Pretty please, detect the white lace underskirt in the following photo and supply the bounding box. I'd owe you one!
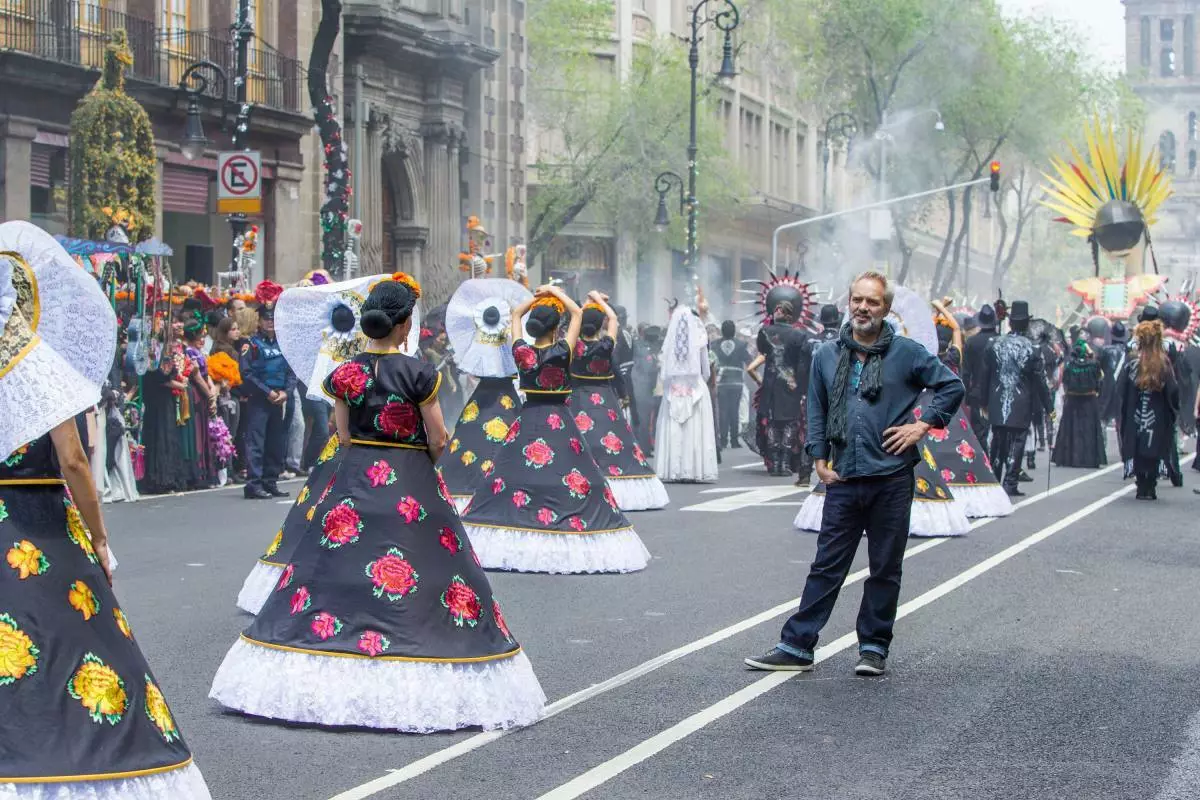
[608,476,670,511]
[235,560,283,615]
[464,524,651,574]
[208,639,545,733]
[0,763,211,800]
[947,483,1013,518]
[792,494,971,537]
[452,495,471,514]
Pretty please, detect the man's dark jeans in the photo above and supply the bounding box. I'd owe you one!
[779,469,915,659]
[717,384,742,447]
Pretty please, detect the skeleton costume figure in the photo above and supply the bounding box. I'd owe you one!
[655,304,719,482]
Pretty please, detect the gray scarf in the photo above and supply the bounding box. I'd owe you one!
[827,322,895,447]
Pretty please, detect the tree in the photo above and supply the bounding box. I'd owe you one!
[309,0,351,275]
[68,30,156,243]
[526,0,745,264]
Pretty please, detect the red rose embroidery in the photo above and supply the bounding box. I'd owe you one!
[563,468,591,498]
[437,472,454,505]
[590,392,604,406]
[574,412,594,433]
[277,563,295,591]
[569,437,583,455]
[966,471,978,485]
[941,468,954,482]
[367,460,395,487]
[607,409,618,422]
[358,630,390,657]
[575,340,586,357]
[912,406,924,420]
[959,416,969,431]
[537,365,566,389]
[955,440,976,461]
[511,490,531,508]
[396,496,427,524]
[601,431,623,455]
[982,453,992,470]
[587,359,611,375]
[366,548,418,601]
[492,477,507,495]
[439,527,462,554]
[536,507,558,525]
[567,516,586,531]
[310,612,343,641]
[928,427,949,442]
[493,600,512,640]
[547,413,565,430]
[331,362,371,403]
[523,438,555,468]
[504,420,522,443]
[318,476,336,504]
[633,444,647,464]
[290,586,311,615]
[441,576,481,627]
[608,465,623,477]
[321,501,363,549]
[603,485,618,509]
[513,345,537,371]
[376,400,418,439]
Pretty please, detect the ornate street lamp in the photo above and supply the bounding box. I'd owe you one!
[654,170,685,231]
[819,112,858,212]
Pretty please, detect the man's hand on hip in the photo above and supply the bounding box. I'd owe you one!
[882,421,931,455]
[814,459,841,485]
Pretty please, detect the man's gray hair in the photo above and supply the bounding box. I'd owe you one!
[849,270,895,307]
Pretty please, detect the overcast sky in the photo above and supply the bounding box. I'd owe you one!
[998,0,1127,70]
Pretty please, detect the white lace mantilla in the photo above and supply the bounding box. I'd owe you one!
[464,524,651,574]
[209,639,546,733]
[0,763,212,800]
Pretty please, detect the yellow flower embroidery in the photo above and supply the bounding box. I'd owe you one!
[482,417,509,442]
[461,401,479,423]
[915,477,930,494]
[0,613,38,685]
[64,499,97,565]
[317,435,340,464]
[264,529,284,558]
[6,540,49,579]
[499,395,515,410]
[461,451,477,466]
[296,485,311,505]
[113,608,133,640]
[449,438,460,454]
[144,676,180,742]
[69,580,100,621]
[68,653,127,725]
[480,460,494,475]
[922,445,937,471]
[306,507,316,521]
[935,487,948,500]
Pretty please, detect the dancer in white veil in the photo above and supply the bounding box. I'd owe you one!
[655,302,719,482]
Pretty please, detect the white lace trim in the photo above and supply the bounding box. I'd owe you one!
[608,476,670,511]
[464,524,650,574]
[0,763,212,800]
[793,494,971,537]
[0,256,15,329]
[209,639,545,733]
[946,483,1013,518]
[453,495,471,514]
[235,560,283,615]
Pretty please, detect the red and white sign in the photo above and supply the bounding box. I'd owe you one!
[217,151,262,214]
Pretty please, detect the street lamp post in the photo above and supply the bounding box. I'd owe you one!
[177,0,255,277]
[819,112,858,212]
[654,171,685,231]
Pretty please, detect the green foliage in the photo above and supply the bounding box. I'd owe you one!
[526,0,746,260]
[68,29,157,243]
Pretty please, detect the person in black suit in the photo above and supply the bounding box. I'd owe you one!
[962,304,999,450]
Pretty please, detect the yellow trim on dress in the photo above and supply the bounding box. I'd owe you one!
[465,521,636,535]
[0,478,65,486]
[350,438,427,450]
[523,389,570,395]
[419,372,443,406]
[257,558,285,568]
[239,634,522,664]
[0,756,194,785]
[605,473,656,480]
[570,374,613,381]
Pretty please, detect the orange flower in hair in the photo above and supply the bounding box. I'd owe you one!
[389,271,422,300]
[532,295,566,314]
[582,302,605,314]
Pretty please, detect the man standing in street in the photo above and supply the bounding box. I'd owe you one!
[240,302,295,500]
[745,271,964,676]
[962,303,999,449]
[714,320,750,450]
[980,300,1052,497]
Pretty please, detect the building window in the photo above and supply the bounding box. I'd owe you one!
[1160,131,1177,172]
[162,0,188,38]
[1163,18,1175,41]
[1163,47,1177,76]
[1186,16,1195,75]
[1141,17,1152,66]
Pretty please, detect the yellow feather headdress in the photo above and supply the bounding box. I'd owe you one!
[1041,116,1173,241]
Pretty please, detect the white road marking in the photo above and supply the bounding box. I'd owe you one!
[534,480,1138,800]
[732,461,766,470]
[681,486,806,512]
[699,487,762,494]
[327,460,1126,800]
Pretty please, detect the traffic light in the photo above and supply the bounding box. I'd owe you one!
[989,161,1001,192]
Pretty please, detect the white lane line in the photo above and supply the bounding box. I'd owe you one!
[681,486,806,512]
[327,460,1125,800]
[535,480,1138,800]
[699,487,765,494]
[732,461,765,471]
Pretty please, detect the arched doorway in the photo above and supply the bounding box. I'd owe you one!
[381,151,425,275]
[382,170,396,274]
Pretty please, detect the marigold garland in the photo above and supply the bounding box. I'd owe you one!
[388,271,422,300]
[532,295,566,314]
[208,351,242,388]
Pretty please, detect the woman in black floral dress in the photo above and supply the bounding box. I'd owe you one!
[209,275,545,732]
[461,285,650,573]
[567,292,668,511]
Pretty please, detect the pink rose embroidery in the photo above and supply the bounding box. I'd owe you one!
[537,365,566,389]
[511,490,531,508]
[277,563,295,591]
[310,611,343,641]
[562,469,591,499]
[330,362,371,404]
[536,507,558,525]
[570,437,583,455]
[437,472,454,505]
[603,485,618,509]
[367,460,396,487]
[567,516,586,531]
[574,412,594,433]
[608,465,624,477]
[927,427,949,442]
[941,468,954,482]
[375,399,419,440]
[955,440,976,461]
[290,586,311,615]
[441,576,482,627]
[587,359,611,375]
[396,496,427,524]
[366,548,419,601]
[600,431,624,455]
[575,340,586,358]
[912,406,924,420]
[513,345,537,371]
[439,527,462,554]
[504,420,522,443]
[607,409,619,422]
[357,630,391,657]
[966,471,978,485]
[523,438,555,468]
[492,477,507,495]
[633,444,647,464]
[590,392,604,406]
[493,600,512,641]
[321,500,363,549]
[959,416,969,431]
[547,413,565,430]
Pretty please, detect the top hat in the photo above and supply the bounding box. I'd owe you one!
[1138,305,1160,323]
[977,304,997,327]
[818,304,841,327]
[1110,320,1127,342]
[1008,301,1031,323]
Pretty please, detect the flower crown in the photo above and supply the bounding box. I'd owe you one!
[388,271,422,300]
[532,295,565,314]
[582,302,605,314]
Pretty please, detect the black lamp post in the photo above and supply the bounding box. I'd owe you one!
[654,171,685,231]
[177,0,255,276]
[819,112,858,212]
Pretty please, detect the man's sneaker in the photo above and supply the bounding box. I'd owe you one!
[854,652,886,676]
[744,647,813,672]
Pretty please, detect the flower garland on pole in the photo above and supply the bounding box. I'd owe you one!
[309,0,352,276]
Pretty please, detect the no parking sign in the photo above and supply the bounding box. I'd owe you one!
[217,151,262,215]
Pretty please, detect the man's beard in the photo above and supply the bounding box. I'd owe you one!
[850,315,883,335]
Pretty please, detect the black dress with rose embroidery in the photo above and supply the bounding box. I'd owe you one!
[438,377,523,510]
[0,435,198,784]
[566,337,658,484]
[210,352,545,733]
[460,340,649,574]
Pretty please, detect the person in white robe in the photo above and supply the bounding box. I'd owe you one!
[655,303,719,482]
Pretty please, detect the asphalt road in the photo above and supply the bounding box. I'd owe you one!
[100,445,1200,800]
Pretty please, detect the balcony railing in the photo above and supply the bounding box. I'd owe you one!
[0,0,304,114]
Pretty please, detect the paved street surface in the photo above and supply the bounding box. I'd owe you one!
[104,446,1200,800]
